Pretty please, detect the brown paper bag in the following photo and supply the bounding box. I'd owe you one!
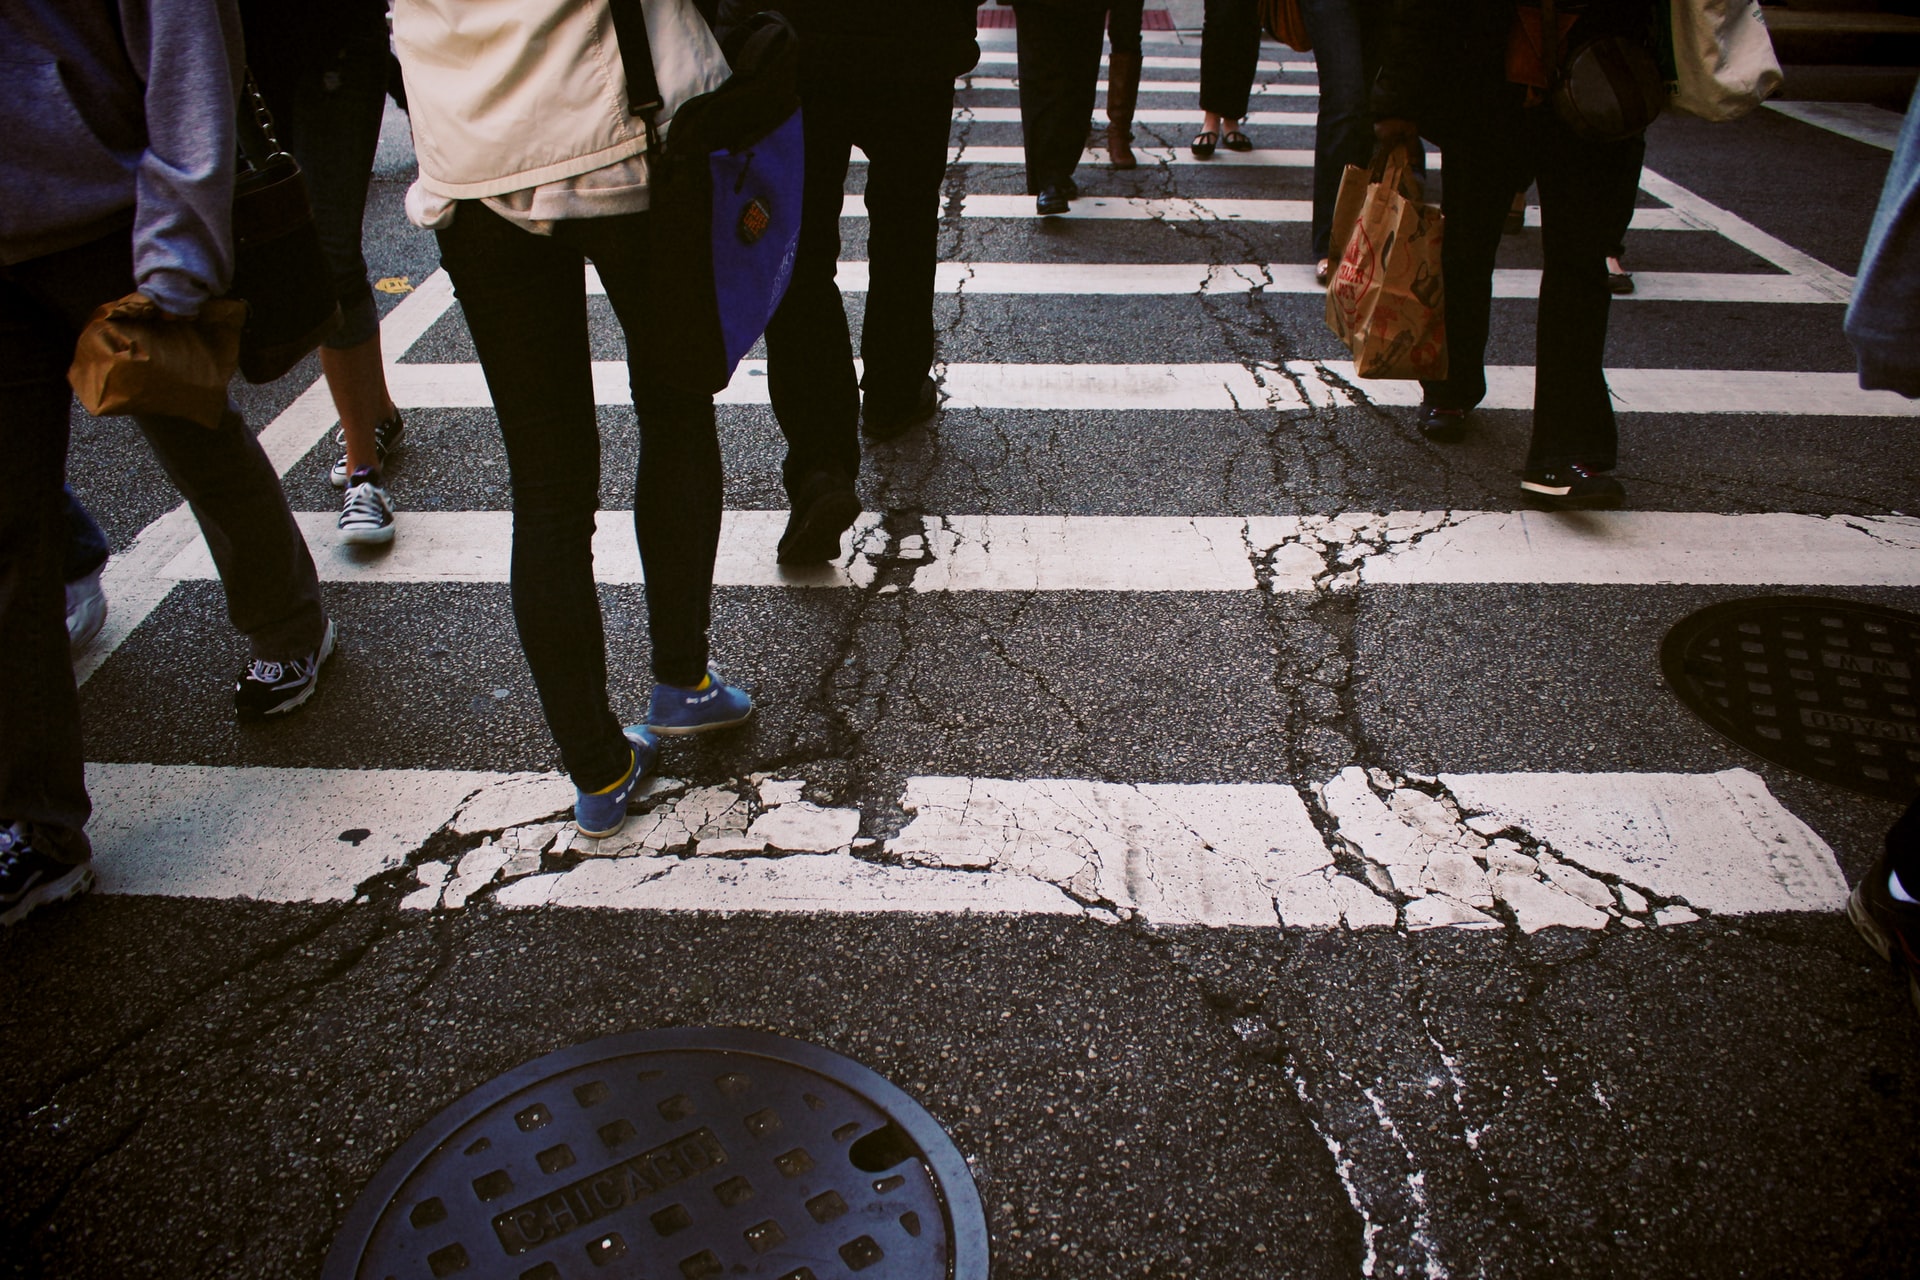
[67,292,247,429]
[1323,151,1447,381]
[1326,164,1371,280]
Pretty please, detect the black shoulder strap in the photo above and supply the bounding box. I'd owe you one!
[606,0,665,121]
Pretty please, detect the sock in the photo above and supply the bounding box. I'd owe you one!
[1891,869,1919,905]
[585,748,634,795]
[691,673,712,691]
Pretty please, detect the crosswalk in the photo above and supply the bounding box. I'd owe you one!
[75,27,1917,942]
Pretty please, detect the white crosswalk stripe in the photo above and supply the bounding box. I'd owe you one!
[79,55,1919,939]
[81,763,1848,928]
[380,359,1915,417]
[162,511,1920,592]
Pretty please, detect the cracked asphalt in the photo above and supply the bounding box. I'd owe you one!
[11,29,1920,1280]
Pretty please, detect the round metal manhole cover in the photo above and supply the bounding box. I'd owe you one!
[323,1030,988,1280]
[1661,596,1920,802]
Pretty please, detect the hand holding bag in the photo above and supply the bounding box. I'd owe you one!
[610,0,805,396]
[68,292,248,429]
[1324,148,1448,381]
[1668,0,1782,122]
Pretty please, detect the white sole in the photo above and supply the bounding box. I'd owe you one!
[1,862,96,927]
[339,522,396,546]
[648,710,753,737]
[260,620,338,717]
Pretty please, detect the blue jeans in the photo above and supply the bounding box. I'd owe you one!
[0,232,327,865]
[434,204,723,793]
[62,487,108,583]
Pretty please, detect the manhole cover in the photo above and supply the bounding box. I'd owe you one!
[323,1030,988,1280]
[1661,596,1920,802]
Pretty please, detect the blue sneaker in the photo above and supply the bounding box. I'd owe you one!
[647,667,753,736]
[573,726,660,838]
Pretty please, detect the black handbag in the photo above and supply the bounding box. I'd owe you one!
[227,74,342,384]
[1542,0,1668,142]
[606,1,806,395]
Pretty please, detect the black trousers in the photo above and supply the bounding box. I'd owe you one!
[1200,0,1263,120]
[765,70,955,494]
[1424,106,1645,471]
[434,204,722,792]
[1013,4,1107,193]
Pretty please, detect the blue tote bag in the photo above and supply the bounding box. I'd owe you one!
[609,1,804,395]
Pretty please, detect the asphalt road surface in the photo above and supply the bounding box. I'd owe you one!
[8,25,1920,1280]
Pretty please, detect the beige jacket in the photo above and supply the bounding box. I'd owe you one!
[394,0,728,199]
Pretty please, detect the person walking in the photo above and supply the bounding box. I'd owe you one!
[241,0,409,547]
[393,0,753,840]
[2,0,334,927]
[1193,0,1261,157]
[1013,0,1111,214]
[716,0,978,561]
[1372,0,1653,509]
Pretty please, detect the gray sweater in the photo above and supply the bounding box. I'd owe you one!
[0,0,243,316]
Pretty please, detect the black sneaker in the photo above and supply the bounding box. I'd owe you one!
[1850,850,1920,1017]
[329,412,406,488]
[235,619,337,719]
[778,470,862,566]
[1520,462,1624,510]
[0,823,94,927]
[862,375,940,443]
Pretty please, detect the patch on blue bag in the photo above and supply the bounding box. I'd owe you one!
[737,196,772,245]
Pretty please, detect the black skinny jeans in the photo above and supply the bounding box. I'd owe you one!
[434,203,722,792]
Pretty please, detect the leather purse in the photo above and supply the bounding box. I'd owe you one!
[1260,0,1313,53]
[1541,0,1667,142]
[227,73,342,383]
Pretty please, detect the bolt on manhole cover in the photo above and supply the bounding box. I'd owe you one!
[323,1030,988,1280]
[1661,596,1920,802]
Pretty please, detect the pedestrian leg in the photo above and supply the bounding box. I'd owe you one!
[856,75,956,415]
[435,203,630,793]
[1527,117,1642,474]
[574,216,725,692]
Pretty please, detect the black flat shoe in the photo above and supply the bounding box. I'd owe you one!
[1036,184,1071,216]
[777,470,862,565]
[1417,405,1468,441]
[1221,129,1252,152]
[1190,130,1217,158]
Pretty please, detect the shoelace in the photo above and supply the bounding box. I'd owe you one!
[245,658,288,684]
[341,484,390,526]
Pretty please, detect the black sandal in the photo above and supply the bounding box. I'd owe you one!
[1222,130,1252,152]
[1190,130,1217,158]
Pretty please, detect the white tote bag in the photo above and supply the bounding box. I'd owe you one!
[1670,0,1784,122]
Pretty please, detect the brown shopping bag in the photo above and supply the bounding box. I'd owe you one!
[68,292,246,429]
[1324,149,1448,381]
[1326,163,1370,279]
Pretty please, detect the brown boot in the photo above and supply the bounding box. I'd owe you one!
[1105,50,1142,170]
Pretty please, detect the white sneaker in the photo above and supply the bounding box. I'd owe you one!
[65,567,108,653]
[339,471,396,546]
